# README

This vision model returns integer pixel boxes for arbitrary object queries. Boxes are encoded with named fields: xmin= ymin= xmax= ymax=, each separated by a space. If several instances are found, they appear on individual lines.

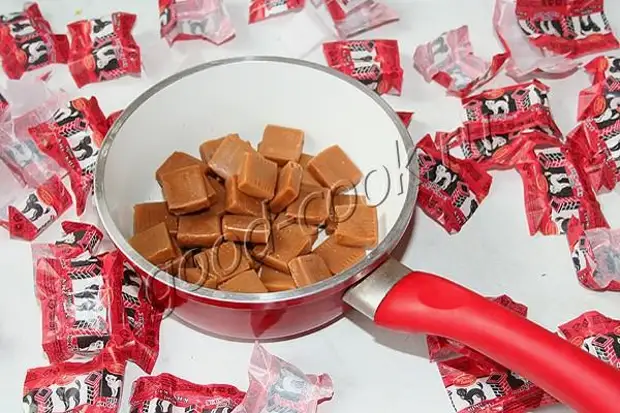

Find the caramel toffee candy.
xmin=259 ymin=266 xmax=296 ymax=292
xmin=286 ymin=185 xmax=331 ymax=225
xmin=314 ymin=236 xmax=366 ymax=275
xmin=195 ymin=241 xmax=251 ymax=283
xmin=334 ymin=204 xmax=378 ymax=248
xmin=129 ymin=222 xmax=177 ymax=265
xmin=272 ymin=213 xmax=296 ymax=231
xmin=156 ymin=151 xmax=207 ymax=185
xmin=199 ymin=137 xmax=225 ymax=165
xmin=182 ymin=267 xmax=217 ymax=289
xmin=222 ymin=215 xmax=270 ymax=244
xmin=238 ymin=151 xmax=278 ymax=200
xmin=177 ymin=212 xmax=222 ymax=248
xmin=253 ymin=224 xmax=312 ymax=273
xmin=219 ymin=269 xmax=268 ymax=293
xmin=258 ymin=125 xmax=304 ymax=166
xmin=307 ymin=145 xmax=362 ymax=191
xmin=270 ymin=161 xmax=302 ymax=213
xmin=208 ymin=134 xmax=254 ymax=180
xmin=326 ymin=194 xmax=368 ymax=234
xmin=161 ymin=165 xmax=212 ymax=215
xmin=133 ymin=201 xmax=178 ymax=236
xmin=225 ymin=176 xmax=264 ymax=217
xmin=298 ymin=153 xmax=322 ymax=187
xmin=205 ymin=176 xmax=227 ymax=216
xmin=288 ymin=254 xmax=332 ymax=288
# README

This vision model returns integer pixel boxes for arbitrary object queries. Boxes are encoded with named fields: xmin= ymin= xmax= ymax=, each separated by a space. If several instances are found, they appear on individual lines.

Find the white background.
xmin=2 ymin=0 xmax=620 ymax=412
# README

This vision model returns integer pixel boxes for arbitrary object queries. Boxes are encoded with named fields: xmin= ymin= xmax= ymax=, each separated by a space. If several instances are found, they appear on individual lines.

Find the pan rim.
xmin=94 ymin=56 xmax=418 ymax=305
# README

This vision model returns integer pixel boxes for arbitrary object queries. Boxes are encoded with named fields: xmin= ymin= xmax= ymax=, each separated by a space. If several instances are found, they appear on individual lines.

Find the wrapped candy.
xmin=577 ymin=76 xmax=620 ymax=124
xmin=323 ymin=39 xmax=403 ymax=95
xmin=29 ymin=97 xmax=109 ymax=216
xmin=159 ymin=0 xmax=235 ymax=46
xmin=249 ymin=0 xmax=305 ymax=23
xmin=129 ymin=373 xmax=245 ymax=412
xmin=0 ymin=3 xmax=69 ymax=79
xmin=582 ymin=226 xmax=620 ymax=291
xmin=413 ymin=25 xmax=509 ymax=97
xmin=516 ymin=146 xmax=608 ymax=236
xmin=318 ymin=0 xmax=398 ymax=38
xmin=438 ymin=356 xmax=557 ymax=413
xmin=106 ymin=109 xmax=123 ymax=129
xmin=31 ymin=221 xmax=104 ymax=260
xmin=559 ymin=311 xmax=620 ymax=367
xmin=67 ymin=13 xmax=141 ymax=88
xmin=515 ymin=0 xmax=620 ymax=59
xmin=427 ymin=295 xmax=528 ymax=364
xmin=34 ymin=251 xmax=127 ymax=363
xmin=233 ymin=343 xmax=334 ymax=413
xmin=585 ymin=55 xmax=620 ymax=85
xmin=566 ymin=218 xmax=611 ymax=291
xmin=415 ymin=135 xmax=493 ymax=234
xmin=0 ymin=174 xmax=72 ymax=241
xmin=493 ymin=0 xmax=578 ymax=80
xmin=22 ymin=346 xmax=126 ymax=413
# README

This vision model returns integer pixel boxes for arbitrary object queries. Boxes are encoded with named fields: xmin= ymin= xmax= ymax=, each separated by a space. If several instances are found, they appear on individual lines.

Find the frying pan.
xmin=95 ymin=56 xmax=620 ymax=412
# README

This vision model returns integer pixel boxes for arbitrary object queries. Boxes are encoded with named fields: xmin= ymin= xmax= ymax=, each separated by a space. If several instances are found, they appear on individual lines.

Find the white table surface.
xmin=2 ymin=0 xmax=620 ymax=412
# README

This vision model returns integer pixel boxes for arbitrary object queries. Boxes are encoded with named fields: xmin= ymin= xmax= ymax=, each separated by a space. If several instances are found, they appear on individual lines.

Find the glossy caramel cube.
xmin=161 ymin=165 xmax=212 ymax=215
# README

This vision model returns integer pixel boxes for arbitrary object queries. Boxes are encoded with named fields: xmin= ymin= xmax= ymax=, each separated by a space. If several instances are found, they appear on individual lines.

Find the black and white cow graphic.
xmin=594 ymin=91 xmax=620 ymax=130
xmin=543 ymin=169 xmax=573 ymax=196
xmin=56 ymin=229 xmax=87 ymax=247
xmin=571 ymin=237 xmax=589 ymax=273
xmin=53 ymin=103 xmax=83 ymax=127
xmin=474 ymin=135 xmax=508 ymax=157
xmin=9 ymin=20 xmax=35 ymax=38
xmin=22 ymin=391 xmax=39 ymax=413
xmin=481 ymin=95 xmax=517 ymax=117
xmin=101 ymin=370 xmax=123 ymax=399
xmin=71 ymin=134 xmax=96 ymax=162
xmin=454 ymin=191 xmax=478 ymax=219
xmin=90 ymin=16 xmax=114 ymax=45
xmin=56 ymin=380 xmax=82 ymax=410
xmin=447 ymin=379 xmax=497 ymax=411
xmin=93 ymin=42 xmax=120 ymax=74
xmin=67 ymin=129 xmax=98 ymax=172
xmin=20 ymin=36 xmax=48 ymax=67
xmin=603 ymin=131 xmax=620 ymax=170
xmin=550 ymin=199 xmax=580 ymax=234
xmin=534 ymin=19 xmax=564 ymax=37
xmin=20 ymin=193 xmax=51 ymax=223
xmin=571 ymin=13 xmax=609 ymax=38
xmin=430 ymin=34 xmax=450 ymax=68
xmin=426 ymin=163 xmax=459 ymax=194
xmin=75 ymin=335 xmax=109 ymax=353
xmin=0 ymin=11 xmax=25 ymax=24
xmin=160 ymin=7 xmax=171 ymax=28
xmin=609 ymin=57 xmax=620 ymax=77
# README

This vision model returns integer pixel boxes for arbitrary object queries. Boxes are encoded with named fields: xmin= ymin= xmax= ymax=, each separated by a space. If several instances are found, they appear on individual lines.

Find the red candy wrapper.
xmin=582 ymin=226 xmax=620 ymax=291
xmin=323 ymin=39 xmax=403 ymax=95
xmin=414 ymin=25 xmax=508 ymax=98
xmin=585 ymin=55 xmax=620 ymax=85
xmin=32 ymin=221 xmax=104 ymax=260
xmin=130 ymin=373 xmax=245 ymax=412
xmin=438 ymin=356 xmax=557 ymax=413
xmin=415 ymin=135 xmax=493 ymax=234
xmin=249 ymin=0 xmax=305 ymax=23
xmin=233 ymin=343 xmax=334 ymax=413
xmin=67 ymin=13 xmax=141 ymax=88
xmin=493 ymin=0 xmax=578 ymax=80
xmin=396 ymin=111 xmax=413 ymax=128
xmin=566 ymin=218 xmax=610 ymax=291
xmin=106 ymin=109 xmax=123 ymax=130
xmin=159 ymin=0 xmax=235 ymax=46
xmin=320 ymin=0 xmax=398 ymax=38
xmin=30 ymin=97 xmax=109 ymax=216
xmin=35 ymin=251 xmax=128 ymax=363
xmin=578 ymin=76 xmax=620 ymax=127
xmin=515 ymin=0 xmax=620 ymax=59
xmin=121 ymin=258 xmax=163 ymax=373
xmin=0 ymin=3 xmax=69 ymax=80
xmin=22 ymin=346 xmax=126 ymax=413
xmin=0 ymin=174 xmax=71 ymax=241
xmin=428 ymin=295 xmax=528 ymax=364
xmin=559 ymin=311 xmax=620 ymax=368
xmin=516 ymin=146 xmax=608 ymax=236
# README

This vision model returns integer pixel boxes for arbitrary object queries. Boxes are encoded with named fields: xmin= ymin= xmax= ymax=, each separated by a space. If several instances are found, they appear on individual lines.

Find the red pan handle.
xmin=373 ymin=271 xmax=620 ymax=413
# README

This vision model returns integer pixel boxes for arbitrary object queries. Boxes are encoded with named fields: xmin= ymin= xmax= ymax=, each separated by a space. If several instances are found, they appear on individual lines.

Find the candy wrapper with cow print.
xmin=585 ymin=55 xmax=620 ymax=85
xmin=323 ymin=39 xmax=403 ymax=95
xmin=577 ymin=77 xmax=620 ymax=126
xmin=0 ymin=174 xmax=72 ymax=241
xmin=0 ymin=3 xmax=69 ymax=80
xmin=30 ymin=96 xmax=110 ymax=216
xmin=580 ymin=226 xmax=620 ymax=291
xmin=559 ymin=311 xmax=620 ymax=368
xmin=129 ymin=373 xmax=245 ymax=412
xmin=22 ymin=346 xmax=126 ymax=413
xmin=427 ymin=295 xmax=528 ymax=364
xmin=232 ymin=343 xmax=334 ymax=413
xmin=34 ymin=250 xmax=128 ymax=363
xmin=413 ymin=25 xmax=508 ymax=98
xmin=415 ymin=135 xmax=493 ymax=234
xmin=493 ymin=0 xmax=578 ymax=80
xmin=515 ymin=0 xmax=620 ymax=59
xmin=316 ymin=0 xmax=398 ymax=38
xmin=437 ymin=108 xmax=562 ymax=169
xmin=120 ymin=258 xmax=163 ymax=374
xmin=249 ymin=0 xmax=305 ymax=23
xmin=31 ymin=221 xmax=104 ymax=260
xmin=67 ymin=13 xmax=141 ymax=88
xmin=566 ymin=218 xmax=614 ymax=291
xmin=516 ymin=146 xmax=608 ymax=236
xmin=159 ymin=0 xmax=235 ymax=46
xmin=438 ymin=356 xmax=558 ymax=413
